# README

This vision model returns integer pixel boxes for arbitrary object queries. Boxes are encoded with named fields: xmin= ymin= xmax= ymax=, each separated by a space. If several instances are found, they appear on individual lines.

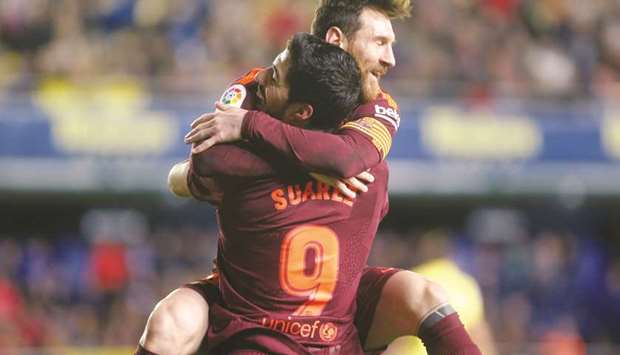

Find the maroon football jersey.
xmin=239 ymin=85 xmax=400 ymax=179
xmin=188 ymin=69 xmax=399 ymax=352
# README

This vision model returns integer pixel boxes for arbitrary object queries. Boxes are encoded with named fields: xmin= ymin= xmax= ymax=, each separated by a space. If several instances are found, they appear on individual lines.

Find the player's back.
xmin=212 ymin=160 xmax=388 ymax=351
xmin=188 ymin=67 xmax=394 ymax=352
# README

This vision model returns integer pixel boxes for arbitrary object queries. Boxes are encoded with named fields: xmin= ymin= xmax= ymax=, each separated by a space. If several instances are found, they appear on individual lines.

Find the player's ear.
xmin=292 ymin=103 xmax=313 ymax=122
xmin=325 ymin=26 xmax=348 ymax=49
xmin=284 ymin=103 xmax=313 ymax=126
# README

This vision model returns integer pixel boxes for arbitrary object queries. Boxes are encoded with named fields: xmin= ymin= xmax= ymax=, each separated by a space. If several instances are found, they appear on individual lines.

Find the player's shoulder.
xmin=219 ymin=67 xmax=263 ymax=109
xmin=378 ymin=89 xmax=399 ymax=110
xmin=356 ymin=89 xmax=399 ymax=112
xmin=349 ymin=89 xmax=400 ymax=130
xmin=234 ymin=67 xmax=263 ymax=86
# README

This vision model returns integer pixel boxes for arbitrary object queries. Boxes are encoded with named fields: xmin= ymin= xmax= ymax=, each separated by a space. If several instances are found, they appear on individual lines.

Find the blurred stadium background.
xmin=1 ymin=0 xmax=620 ymax=354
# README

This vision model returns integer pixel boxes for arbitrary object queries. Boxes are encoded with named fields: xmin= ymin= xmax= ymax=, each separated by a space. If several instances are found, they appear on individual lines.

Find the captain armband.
xmin=341 ymin=117 xmax=392 ymax=160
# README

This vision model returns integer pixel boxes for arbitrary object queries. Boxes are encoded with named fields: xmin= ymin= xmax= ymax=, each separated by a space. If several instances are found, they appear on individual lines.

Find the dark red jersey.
xmin=240 ymin=79 xmax=400 ymax=178
xmin=188 ymin=68 xmax=399 ymax=352
xmin=216 ymin=67 xmax=400 ymax=179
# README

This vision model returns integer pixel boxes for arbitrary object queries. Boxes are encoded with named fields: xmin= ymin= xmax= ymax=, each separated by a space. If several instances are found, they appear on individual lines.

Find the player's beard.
xmin=256 ymin=83 xmax=267 ymax=111
xmin=361 ymin=69 xmax=381 ymax=103
xmin=256 ymin=83 xmax=288 ymax=121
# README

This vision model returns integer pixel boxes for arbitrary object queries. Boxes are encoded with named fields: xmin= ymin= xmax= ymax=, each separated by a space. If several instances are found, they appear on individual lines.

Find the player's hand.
xmin=343 ymin=171 xmax=375 ymax=196
xmin=310 ymin=171 xmax=374 ymax=200
xmin=184 ymin=102 xmax=247 ymax=154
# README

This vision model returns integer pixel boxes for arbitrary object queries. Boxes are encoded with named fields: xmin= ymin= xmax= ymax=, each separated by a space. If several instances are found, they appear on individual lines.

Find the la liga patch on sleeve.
xmin=220 ymin=84 xmax=247 ymax=107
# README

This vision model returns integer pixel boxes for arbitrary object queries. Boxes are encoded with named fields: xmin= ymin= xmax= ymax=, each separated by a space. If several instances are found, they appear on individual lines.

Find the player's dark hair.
xmin=311 ymin=0 xmax=412 ymax=40
xmin=286 ymin=32 xmax=362 ymax=130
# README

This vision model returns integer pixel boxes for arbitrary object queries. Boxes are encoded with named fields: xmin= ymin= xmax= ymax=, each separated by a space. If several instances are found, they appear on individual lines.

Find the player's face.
xmin=256 ymin=50 xmax=291 ymax=120
xmin=346 ymin=8 xmax=396 ymax=97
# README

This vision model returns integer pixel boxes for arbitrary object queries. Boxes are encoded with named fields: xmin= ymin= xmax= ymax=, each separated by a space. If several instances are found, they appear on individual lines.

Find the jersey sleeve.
xmin=186 ymin=168 xmax=223 ymax=204
xmin=380 ymin=195 xmax=390 ymax=219
xmin=187 ymin=143 xmax=277 ymax=202
xmin=189 ymin=143 xmax=275 ymax=179
xmin=240 ymin=91 xmax=400 ymax=178
xmin=218 ymin=68 xmax=263 ymax=109
xmin=187 ymin=68 xmax=271 ymax=202
xmin=340 ymin=91 xmax=400 ymax=160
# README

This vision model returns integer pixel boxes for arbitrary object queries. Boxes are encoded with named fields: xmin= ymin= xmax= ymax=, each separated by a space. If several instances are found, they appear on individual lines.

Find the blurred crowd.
xmin=371 ymin=219 xmax=620 ymax=354
xmin=2 ymin=0 xmax=620 ymax=354
xmin=1 ymin=207 xmax=619 ymax=354
xmin=0 ymin=0 xmax=315 ymax=97
xmin=0 ymin=209 xmax=220 ymax=352
xmin=1 ymin=0 xmax=620 ymax=103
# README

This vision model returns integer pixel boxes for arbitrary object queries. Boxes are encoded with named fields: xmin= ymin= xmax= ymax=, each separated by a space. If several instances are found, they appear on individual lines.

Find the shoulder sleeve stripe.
xmin=370 ymin=127 xmax=392 ymax=158
xmin=364 ymin=124 xmax=391 ymax=151
xmin=342 ymin=117 xmax=392 ymax=159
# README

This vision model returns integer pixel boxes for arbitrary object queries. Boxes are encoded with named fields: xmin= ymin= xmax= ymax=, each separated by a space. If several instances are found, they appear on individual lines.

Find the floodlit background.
xmin=1 ymin=0 xmax=620 ymax=354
